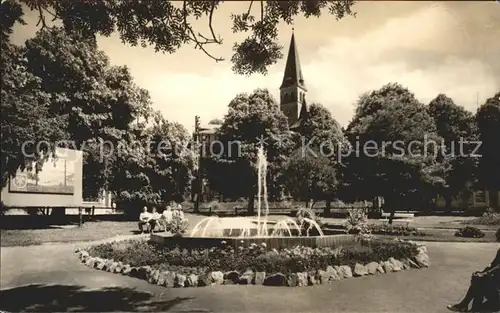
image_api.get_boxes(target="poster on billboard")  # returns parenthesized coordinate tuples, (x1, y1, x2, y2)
(9, 158, 75, 195)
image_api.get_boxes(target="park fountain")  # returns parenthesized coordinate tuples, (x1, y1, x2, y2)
(151, 145, 351, 249)
(189, 146, 323, 238)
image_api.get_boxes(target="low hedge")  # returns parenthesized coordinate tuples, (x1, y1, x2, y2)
(464, 212, 500, 226)
(345, 224, 427, 237)
(455, 226, 485, 238)
(368, 224, 427, 237)
(87, 239, 420, 275)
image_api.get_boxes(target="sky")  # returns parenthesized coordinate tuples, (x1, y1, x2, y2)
(11, 1, 500, 133)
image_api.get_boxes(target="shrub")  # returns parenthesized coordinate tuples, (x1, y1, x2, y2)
(278, 199, 293, 209)
(87, 239, 165, 267)
(368, 224, 427, 237)
(235, 197, 248, 208)
(180, 201, 192, 210)
(344, 208, 368, 234)
(455, 226, 485, 238)
(465, 212, 500, 226)
(207, 200, 222, 211)
(87, 239, 420, 275)
(330, 200, 346, 207)
(344, 209, 373, 242)
(295, 206, 323, 236)
(168, 215, 189, 236)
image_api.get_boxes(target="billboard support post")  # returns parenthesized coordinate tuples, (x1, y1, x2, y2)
(78, 207, 83, 227)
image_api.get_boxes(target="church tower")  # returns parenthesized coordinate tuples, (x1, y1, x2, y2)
(280, 32, 308, 129)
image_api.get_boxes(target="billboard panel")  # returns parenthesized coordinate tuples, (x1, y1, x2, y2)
(9, 158, 75, 195)
(1, 148, 83, 207)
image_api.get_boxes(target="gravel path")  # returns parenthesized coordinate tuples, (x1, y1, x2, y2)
(1, 239, 498, 313)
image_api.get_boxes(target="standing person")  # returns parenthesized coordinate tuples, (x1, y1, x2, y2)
(447, 248, 500, 312)
(138, 206, 151, 234)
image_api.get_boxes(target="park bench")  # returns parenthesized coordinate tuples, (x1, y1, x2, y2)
(379, 218, 414, 225)
(381, 212, 415, 219)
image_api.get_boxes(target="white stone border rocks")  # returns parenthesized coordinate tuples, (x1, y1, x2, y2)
(74, 242, 430, 288)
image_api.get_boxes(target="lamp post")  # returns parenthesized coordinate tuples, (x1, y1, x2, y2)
(194, 116, 201, 212)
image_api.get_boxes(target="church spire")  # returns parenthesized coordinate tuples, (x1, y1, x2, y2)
(280, 31, 306, 91)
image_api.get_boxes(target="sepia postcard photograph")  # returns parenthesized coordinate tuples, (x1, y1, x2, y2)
(1, 1, 499, 312)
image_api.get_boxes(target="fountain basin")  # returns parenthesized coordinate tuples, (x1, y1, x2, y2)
(150, 233, 356, 250)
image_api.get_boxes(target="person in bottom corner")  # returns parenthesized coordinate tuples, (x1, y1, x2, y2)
(447, 248, 500, 312)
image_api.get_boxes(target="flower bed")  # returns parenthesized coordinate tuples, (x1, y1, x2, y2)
(75, 238, 430, 287)
(455, 226, 486, 238)
(368, 224, 427, 237)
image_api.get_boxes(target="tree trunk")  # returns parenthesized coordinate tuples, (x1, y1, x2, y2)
(384, 197, 396, 225)
(444, 194, 453, 214)
(370, 197, 381, 218)
(324, 200, 331, 216)
(388, 208, 395, 225)
(78, 208, 83, 227)
(489, 189, 499, 211)
(194, 176, 201, 213)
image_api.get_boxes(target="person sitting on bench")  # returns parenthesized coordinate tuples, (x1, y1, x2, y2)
(149, 207, 161, 233)
(174, 204, 184, 219)
(138, 206, 151, 234)
(160, 205, 173, 231)
(447, 248, 500, 312)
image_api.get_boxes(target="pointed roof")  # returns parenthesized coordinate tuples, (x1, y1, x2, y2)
(280, 32, 307, 91)
(298, 99, 308, 120)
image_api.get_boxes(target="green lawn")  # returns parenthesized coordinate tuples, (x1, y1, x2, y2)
(1, 213, 497, 247)
(0, 214, 208, 247)
(378, 228, 498, 243)
(0, 221, 139, 247)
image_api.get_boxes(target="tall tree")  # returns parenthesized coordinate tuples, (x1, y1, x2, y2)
(1, 0, 195, 211)
(286, 103, 345, 213)
(0, 40, 67, 187)
(209, 89, 293, 213)
(108, 130, 158, 211)
(22, 27, 153, 199)
(298, 103, 345, 152)
(12, 0, 355, 75)
(110, 111, 195, 212)
(0, 1, 66, 187)
(146, 112, 196, 204)
(476, 91, 500, 209)
(343, 83, 446, 223)
(428, 94, 478, 211)
(283, 149, 337, 210)
(1, 0, 24, 41)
